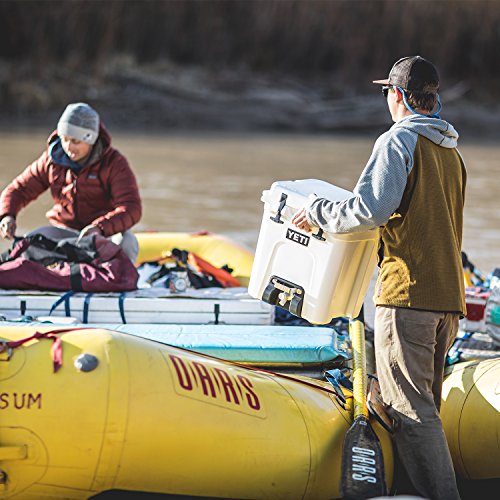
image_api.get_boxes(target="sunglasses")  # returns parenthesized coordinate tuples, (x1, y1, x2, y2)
(381, 85, 392, 98)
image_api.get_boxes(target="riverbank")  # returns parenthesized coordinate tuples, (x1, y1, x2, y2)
(2, 59, 499, 140)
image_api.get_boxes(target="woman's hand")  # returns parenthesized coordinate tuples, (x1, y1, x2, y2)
(291, 208, 312, 232)
(77, 224, 102, 243)
(0, 216, 17, 239)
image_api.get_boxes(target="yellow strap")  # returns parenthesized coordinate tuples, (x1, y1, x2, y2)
(463, 270, 474, 288)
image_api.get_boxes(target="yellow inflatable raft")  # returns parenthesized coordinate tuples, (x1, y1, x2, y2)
(1, 326, 498, 498)
(0, 326, 393, 499)
(135, 231, 254, 286)
(441, 358, 500, 480)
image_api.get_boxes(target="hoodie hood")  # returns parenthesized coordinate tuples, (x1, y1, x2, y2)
(392, 114, 459, 148)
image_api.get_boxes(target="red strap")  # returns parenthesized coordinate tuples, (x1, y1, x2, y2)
(50, 336, 63, 372)
(191, 230, 211, 236)
(2, 328, 76, 373)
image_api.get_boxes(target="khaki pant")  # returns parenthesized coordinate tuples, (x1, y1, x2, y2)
(374, 306, 461, 500)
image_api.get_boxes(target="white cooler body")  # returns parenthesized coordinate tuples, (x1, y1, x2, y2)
(248, 179, 380, 324)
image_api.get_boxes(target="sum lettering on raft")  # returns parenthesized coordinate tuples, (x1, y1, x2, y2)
(169, 355, 261, 411)
(0, 392, 42, 410)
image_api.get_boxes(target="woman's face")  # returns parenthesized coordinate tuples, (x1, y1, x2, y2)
(60, 135, 92, 162)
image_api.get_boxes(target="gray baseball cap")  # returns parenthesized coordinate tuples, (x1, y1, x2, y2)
(373, 56, 439, 93)
(57, 103, 100, 145)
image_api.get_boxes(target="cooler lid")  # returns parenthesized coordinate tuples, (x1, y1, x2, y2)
(262, 179, 353, 207)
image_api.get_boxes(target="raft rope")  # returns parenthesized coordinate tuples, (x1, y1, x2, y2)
(0, 328, 76, 373)
(0, 329, 353, 405)
(159, 341, 353, 405)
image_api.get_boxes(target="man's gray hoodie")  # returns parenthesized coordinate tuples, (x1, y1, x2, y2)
(306, 115, 462, 233)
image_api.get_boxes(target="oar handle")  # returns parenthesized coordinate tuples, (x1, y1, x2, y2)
(349, 319, 369, 419)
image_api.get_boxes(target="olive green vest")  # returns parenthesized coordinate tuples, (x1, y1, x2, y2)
(374, 135, 467, 315)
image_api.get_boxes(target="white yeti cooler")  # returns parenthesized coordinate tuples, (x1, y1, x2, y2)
(248, 179, 380, 324)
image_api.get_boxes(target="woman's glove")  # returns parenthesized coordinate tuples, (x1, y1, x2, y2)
(77, 224, 102, 243)
(0, 215, 17, 239)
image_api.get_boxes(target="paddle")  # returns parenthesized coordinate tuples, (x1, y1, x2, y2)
(340, 319, 387, 499)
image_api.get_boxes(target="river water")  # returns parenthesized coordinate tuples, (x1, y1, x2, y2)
(0, 131, 498, 275)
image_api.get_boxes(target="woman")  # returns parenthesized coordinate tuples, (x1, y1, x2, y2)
(0, 102, 142, 261)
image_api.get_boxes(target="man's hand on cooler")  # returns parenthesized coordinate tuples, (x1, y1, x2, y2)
(291, 208, 312, 232)
(0, 216, 17, 239)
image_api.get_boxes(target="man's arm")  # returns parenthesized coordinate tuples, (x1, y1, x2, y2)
(304, 130, 416, 233)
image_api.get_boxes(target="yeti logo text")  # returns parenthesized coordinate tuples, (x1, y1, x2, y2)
(286, 228, 310, 246)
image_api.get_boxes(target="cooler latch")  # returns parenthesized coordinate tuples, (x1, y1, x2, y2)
(262, 276, 304, 317)
(270, 193, 288, 224)
(313, 228, 326, 241)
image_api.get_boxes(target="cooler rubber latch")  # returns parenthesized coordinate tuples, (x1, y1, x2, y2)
(262, 275, 304, 317)
(312, 228, 326, 241)
(270, 193, 288, 224)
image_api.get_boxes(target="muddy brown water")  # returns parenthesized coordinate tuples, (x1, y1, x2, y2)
(0, 130, 498, 275)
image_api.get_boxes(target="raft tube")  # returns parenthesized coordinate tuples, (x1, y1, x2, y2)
(441, 357, 500, 480)
(0, 326, 393, 499)
(135, 231, 254, 286)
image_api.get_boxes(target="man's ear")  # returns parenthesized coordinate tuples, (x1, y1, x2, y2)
(394, 87, 404, 103)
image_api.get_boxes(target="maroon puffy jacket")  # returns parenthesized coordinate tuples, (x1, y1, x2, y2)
(0, 125, 142, 237)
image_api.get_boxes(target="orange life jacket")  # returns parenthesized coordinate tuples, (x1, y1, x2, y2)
(187, 252, 240, 288)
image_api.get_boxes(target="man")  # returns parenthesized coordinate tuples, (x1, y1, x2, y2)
(292, 56, 466, 499)
(0, 102, 142, 261)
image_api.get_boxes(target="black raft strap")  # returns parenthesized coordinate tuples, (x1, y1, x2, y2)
(49, 290, 75, 317)
(25, 233, 60, 252)
(70, 263, 83, 292)
(118, 292, 127, 324)
(0, 248, 11, 264)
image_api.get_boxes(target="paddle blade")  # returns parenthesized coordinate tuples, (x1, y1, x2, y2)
(341, 416, 387, 499)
